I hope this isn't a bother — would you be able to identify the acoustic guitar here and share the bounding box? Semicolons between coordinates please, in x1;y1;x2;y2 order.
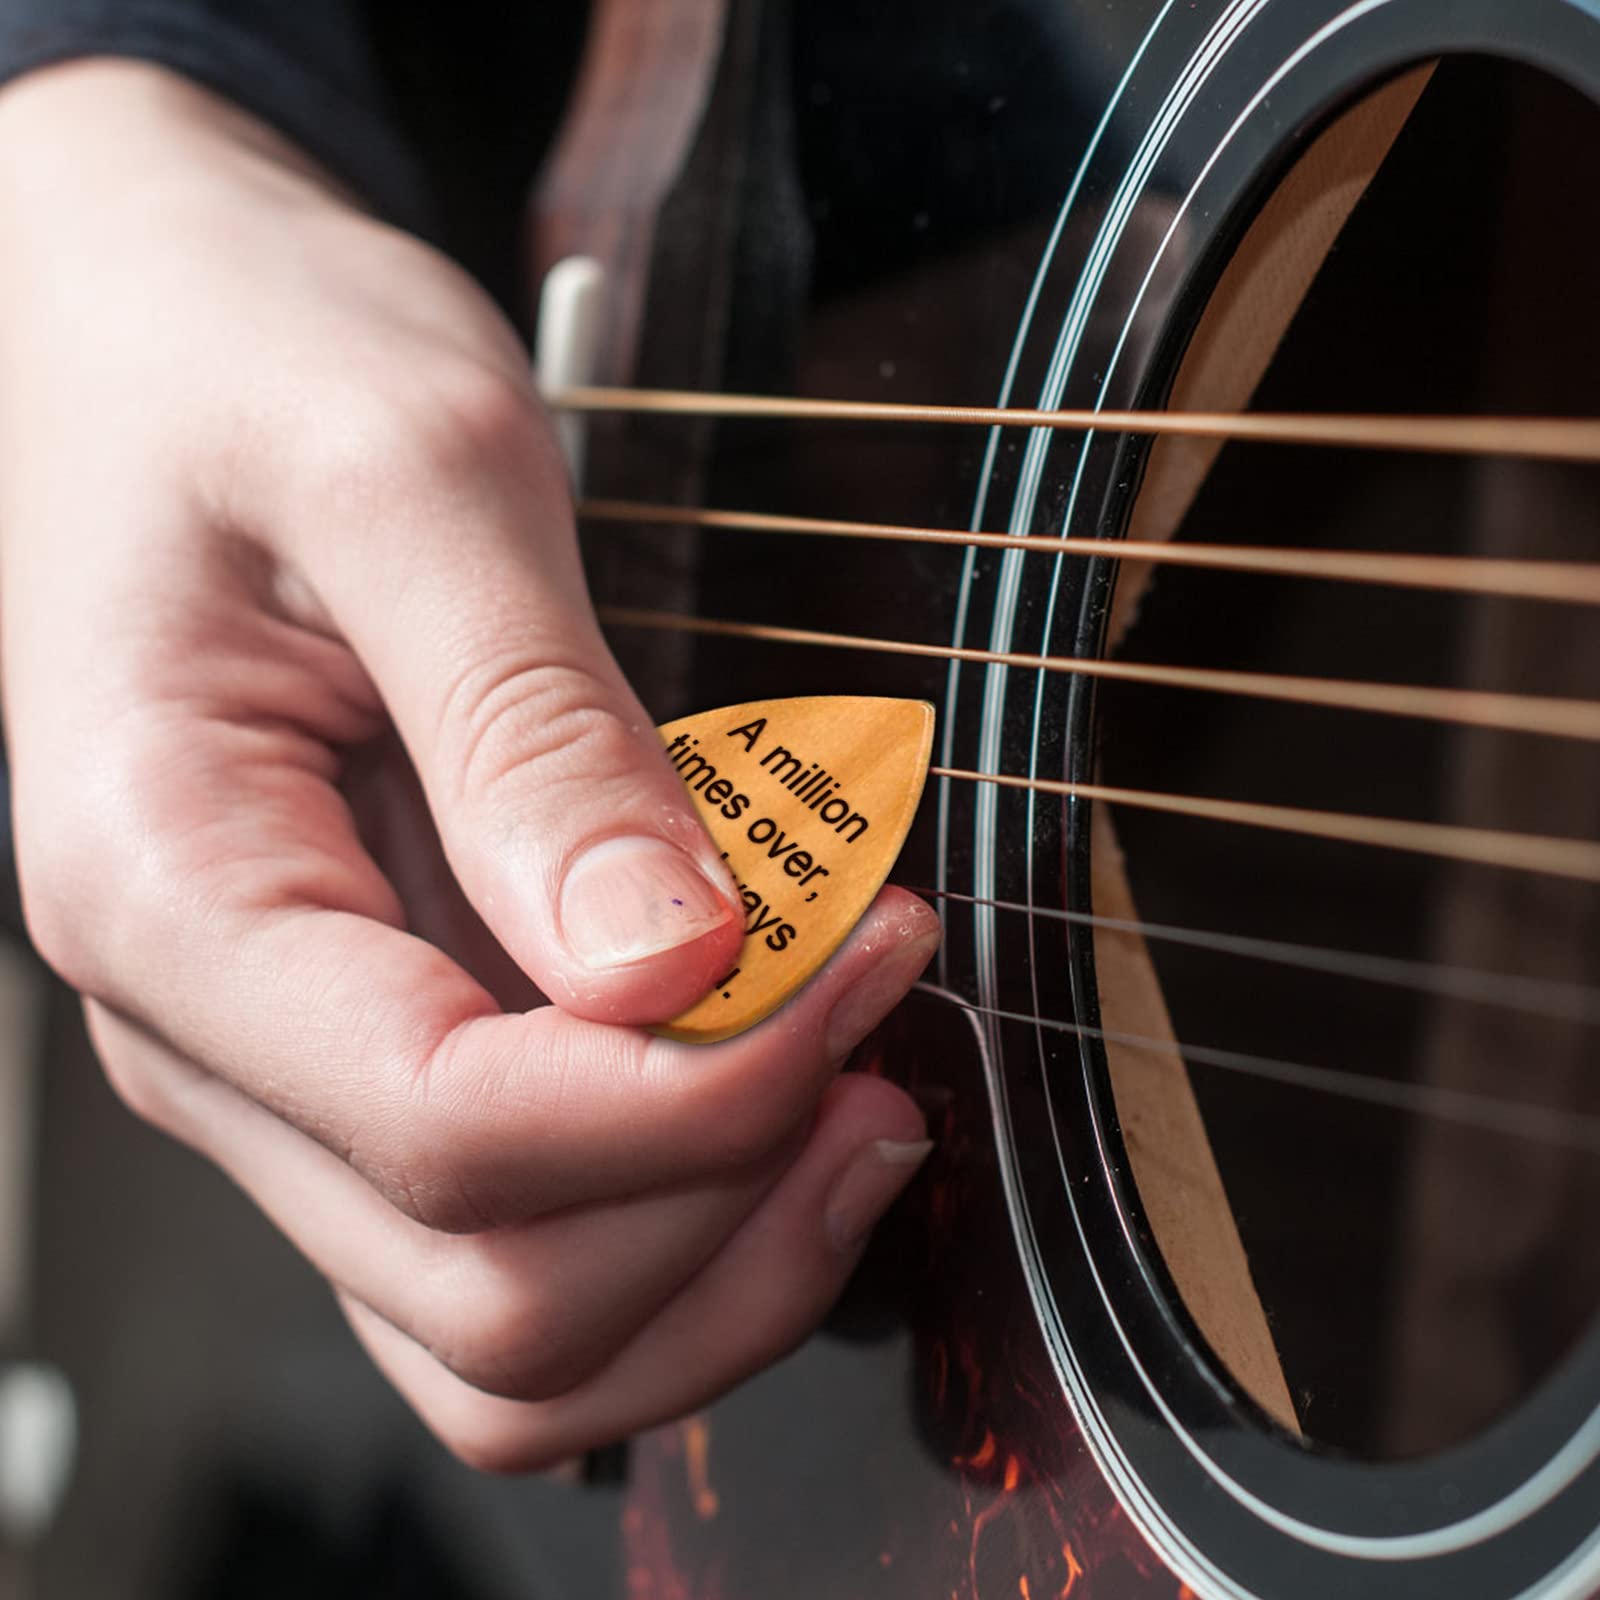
530;2;1600;1595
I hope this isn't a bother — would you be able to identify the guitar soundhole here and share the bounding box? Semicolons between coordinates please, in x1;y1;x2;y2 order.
1095;56;1600;1462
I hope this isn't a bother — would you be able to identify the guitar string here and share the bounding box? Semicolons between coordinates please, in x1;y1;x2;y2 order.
568;399;1600;1147
900;886;1600;1028
602;604;1600;878
927;764;1600;883
579;498;1600;608
599;605;1600;744
546;384;1600;463
935;998;1600;1157
629;608;1600;1129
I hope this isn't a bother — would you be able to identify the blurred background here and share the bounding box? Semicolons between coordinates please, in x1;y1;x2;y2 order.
0;913;623;1600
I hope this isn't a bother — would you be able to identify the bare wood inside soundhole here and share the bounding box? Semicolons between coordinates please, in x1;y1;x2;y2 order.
1096;65;1434;1431
1107;63;1434;650
1092;810;1299;1430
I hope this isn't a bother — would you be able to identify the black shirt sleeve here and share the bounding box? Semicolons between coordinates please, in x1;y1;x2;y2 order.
0;1;588;326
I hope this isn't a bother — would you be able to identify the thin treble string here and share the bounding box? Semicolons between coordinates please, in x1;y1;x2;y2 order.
907;886;1600;1027
580;498;1600;609
938;996;1600;1157
546;384;1600;463
598;605;1600;744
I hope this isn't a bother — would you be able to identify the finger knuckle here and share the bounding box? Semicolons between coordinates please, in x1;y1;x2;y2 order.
15;786;139;997
17;848;102;993
316;361;541;510
427;359;543;469
88;1026;181;1138
14;730;234;1001
703;1095;795;1173
343;1012;514;1233
446;656;641;816
361;1129;494;1236
426;1279;596;1404
648;1043;800;1174
435;1412;558;1477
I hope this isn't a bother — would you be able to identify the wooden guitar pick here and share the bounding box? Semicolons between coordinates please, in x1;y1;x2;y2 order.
655;696;935;1043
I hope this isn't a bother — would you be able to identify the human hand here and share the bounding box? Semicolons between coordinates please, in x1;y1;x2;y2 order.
0;61;936;1469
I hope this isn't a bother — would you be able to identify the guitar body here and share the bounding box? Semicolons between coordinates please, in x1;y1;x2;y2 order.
533;3;1600;1595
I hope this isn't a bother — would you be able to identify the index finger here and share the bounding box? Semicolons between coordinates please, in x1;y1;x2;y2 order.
197;894;937;1231
30;677;937;1231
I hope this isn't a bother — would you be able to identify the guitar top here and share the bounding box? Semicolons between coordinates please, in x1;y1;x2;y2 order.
533;2;1600;1595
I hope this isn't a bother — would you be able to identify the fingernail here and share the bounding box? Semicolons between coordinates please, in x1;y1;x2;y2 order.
559;836;736;970
823;928;941;1061
825;1138;933;1253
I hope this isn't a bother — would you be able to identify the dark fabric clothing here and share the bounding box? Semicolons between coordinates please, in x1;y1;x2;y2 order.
0;1;588;325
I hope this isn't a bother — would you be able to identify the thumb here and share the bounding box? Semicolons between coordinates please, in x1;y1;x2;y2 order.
298;370;742;1024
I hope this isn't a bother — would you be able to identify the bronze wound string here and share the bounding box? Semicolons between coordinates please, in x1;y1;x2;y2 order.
596;610;1600;881
596;606;1600;746
580;498;1600;608
547;384;1600;463
927;764;1600;884
574;384;1600;1146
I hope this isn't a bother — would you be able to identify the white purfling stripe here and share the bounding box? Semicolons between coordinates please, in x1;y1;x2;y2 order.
977;0;1266;1025
1038;0;1600;1561
949;0;1185;1019
934;2;1176;981
956;0;1600;1589
963;4;1282;1595
925;968;1600;1600
985;0;1273;1047
915;981;1253;1600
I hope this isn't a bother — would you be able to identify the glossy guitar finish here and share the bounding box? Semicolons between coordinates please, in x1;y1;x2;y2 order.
624;988;1178;1599
534;1;1600;1594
